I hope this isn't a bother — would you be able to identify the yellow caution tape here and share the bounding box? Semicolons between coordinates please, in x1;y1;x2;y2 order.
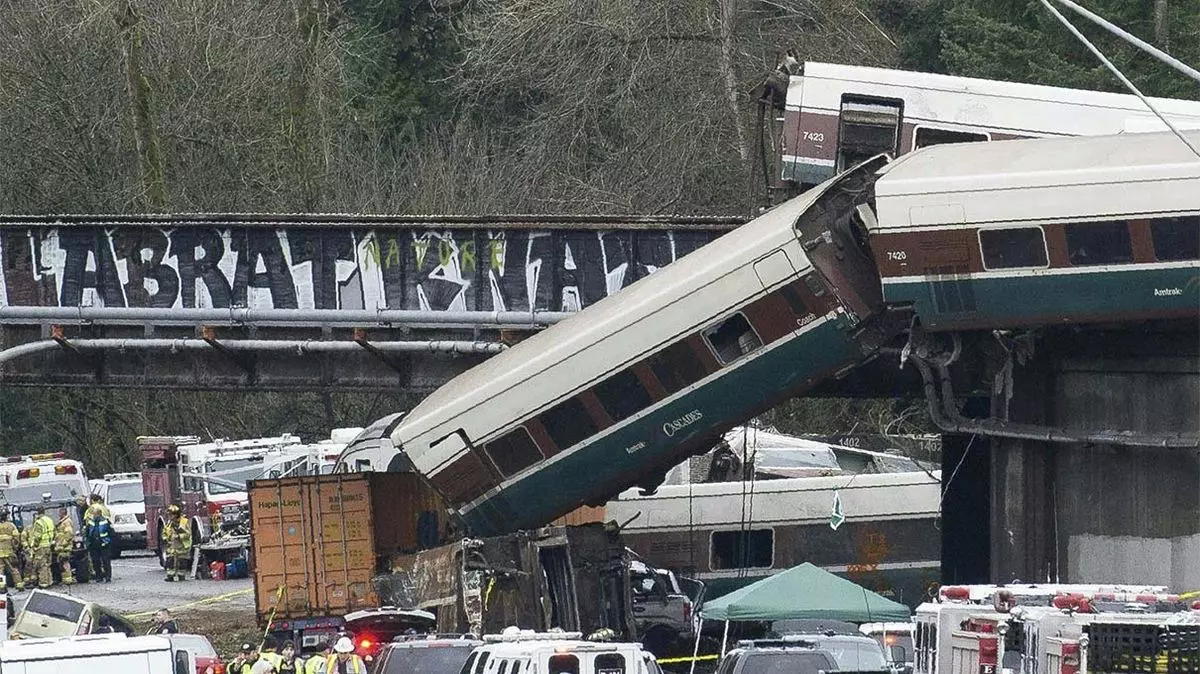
125;587;253;620
656;655;720;664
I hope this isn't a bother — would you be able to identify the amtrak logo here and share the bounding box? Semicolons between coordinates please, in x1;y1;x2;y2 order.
1154;287;1183;296
662;410;703;438
624;441;647;455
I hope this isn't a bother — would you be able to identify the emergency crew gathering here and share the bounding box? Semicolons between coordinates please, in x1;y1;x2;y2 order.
0;493;173;588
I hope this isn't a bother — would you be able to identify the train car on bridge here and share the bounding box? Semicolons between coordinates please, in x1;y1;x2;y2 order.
336;156;897;536
777;61;1200;191
865;129;1200;330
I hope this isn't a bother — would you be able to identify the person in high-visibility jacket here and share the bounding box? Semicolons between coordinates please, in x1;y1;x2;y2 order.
86;494;112;521
30;506;56;589
0;512;23;591
161;504;193;582
304;641;332;674
325;637;366;674
19;523;34;584
54;508;76;585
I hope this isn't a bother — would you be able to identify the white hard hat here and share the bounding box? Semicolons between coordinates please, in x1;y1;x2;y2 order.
334;636;355;654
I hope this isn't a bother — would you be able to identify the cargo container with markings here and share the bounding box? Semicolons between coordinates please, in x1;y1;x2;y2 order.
248;472;451;656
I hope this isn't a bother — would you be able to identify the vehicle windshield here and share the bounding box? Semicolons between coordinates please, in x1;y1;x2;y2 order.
741;652;833;674
822;641;888;671
2;481;82;506
205;458;267;495
107;482;144;505
171;634;218;657
872;635;914;665
23;592;85;623
380;646;476;674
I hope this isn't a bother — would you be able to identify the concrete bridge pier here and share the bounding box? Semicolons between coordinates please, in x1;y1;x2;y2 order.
987;327;1199;588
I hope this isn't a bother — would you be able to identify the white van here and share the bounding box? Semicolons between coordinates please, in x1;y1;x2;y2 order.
464;630;663;674
0;633;194;673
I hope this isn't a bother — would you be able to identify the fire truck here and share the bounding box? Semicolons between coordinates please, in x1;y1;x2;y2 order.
947;614;1007;674
139;434;318;566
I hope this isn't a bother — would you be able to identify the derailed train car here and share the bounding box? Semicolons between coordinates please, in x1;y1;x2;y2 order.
341;130;1200;539
337;157;897;535
863;130;1200;330
376;523;635;639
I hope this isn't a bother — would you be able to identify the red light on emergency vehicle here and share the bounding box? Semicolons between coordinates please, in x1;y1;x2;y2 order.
941;586;970;600
884;635;897;645
54;465;77;475
1092;593;1115;601
1061;643;1080;674
17;468;39;479
359;639;373;650
1135;593;1157;603
3;457;22;463
979;637;998;666
1192;600;1200;610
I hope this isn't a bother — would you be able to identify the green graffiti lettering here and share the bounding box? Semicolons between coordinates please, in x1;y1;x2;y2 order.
365;237;380;266
438;239;452;267
489;239;504;271
385;238;401;269
462;241;476;271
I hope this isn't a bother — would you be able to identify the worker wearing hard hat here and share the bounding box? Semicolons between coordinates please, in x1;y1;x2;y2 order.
162;504;193;582
53;508;76;585
30;506;55;589
324;637;366;674
0;512;24;591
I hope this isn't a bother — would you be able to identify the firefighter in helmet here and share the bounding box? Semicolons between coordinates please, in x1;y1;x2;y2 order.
0;512;23;591
54;507;76;585
30;506;56;589
162;504;193;582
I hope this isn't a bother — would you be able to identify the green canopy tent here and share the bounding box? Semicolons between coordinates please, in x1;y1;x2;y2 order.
688;563;911;673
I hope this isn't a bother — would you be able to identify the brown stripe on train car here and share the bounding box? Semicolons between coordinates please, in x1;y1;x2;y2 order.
429;452;498;505
1042;221;1070;268
631;361;667;401
524;418;560;460
740;292;798;345
1127;219;1156;263
872;229;981;278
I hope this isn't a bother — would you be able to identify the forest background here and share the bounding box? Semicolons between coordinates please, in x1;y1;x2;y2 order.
1;0;1196;471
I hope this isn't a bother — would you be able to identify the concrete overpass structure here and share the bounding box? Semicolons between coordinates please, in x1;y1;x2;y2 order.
0;213;1195;591
0;213;739;390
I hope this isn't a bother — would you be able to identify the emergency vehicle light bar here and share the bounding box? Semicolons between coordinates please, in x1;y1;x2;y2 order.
484;631;584;643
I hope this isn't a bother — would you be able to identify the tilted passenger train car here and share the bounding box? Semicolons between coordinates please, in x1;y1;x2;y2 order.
338;158;897;536
864;130;1200;330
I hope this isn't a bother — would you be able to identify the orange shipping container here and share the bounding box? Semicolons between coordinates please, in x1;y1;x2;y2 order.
249;472;449;623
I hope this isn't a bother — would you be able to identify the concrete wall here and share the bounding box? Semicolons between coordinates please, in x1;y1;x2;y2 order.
989;327;1200;587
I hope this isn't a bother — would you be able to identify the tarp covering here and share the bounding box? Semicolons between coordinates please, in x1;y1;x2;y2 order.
699;563;911;622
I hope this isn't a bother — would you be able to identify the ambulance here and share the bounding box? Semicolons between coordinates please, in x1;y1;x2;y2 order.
0;453;89;507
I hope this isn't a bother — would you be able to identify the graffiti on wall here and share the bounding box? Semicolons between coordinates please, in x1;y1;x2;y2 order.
0;226;721;312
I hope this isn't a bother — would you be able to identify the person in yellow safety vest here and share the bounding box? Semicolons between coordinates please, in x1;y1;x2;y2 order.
254;638;283;673
325;637;366;674
304;641;332;674
54;508;76;585
162;504;193;582
30;506;56;589
87;494;112;520
19;523;34;583
0;512;24;591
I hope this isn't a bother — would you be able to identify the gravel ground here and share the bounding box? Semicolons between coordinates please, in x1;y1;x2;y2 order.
11;548;257;652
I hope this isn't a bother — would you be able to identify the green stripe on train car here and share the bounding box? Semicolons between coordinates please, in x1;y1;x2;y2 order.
886;265;1199;329
462;316;866;535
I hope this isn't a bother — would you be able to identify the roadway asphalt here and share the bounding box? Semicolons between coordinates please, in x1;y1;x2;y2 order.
11;548;254;618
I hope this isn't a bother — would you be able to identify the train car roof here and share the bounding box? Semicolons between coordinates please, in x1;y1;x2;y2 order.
795;62;1200;119
607;471;941;528
872;130;1200;227
391;185;831;448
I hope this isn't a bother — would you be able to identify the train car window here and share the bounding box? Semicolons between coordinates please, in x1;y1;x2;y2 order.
710;528;773;570
979;227;1048;269
1151;216;1200;261
483;427;544;477
836;95;902;173
648;341;706;395
1065;221;1133;266
594;369;653;422
703;313;763;365
538;396;598;451
914;127;989;149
